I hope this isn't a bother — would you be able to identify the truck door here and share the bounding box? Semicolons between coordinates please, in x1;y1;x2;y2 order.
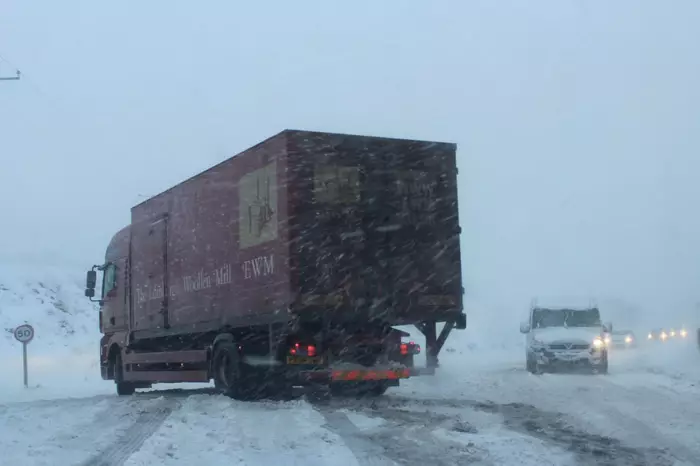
100;256;129;331
130;215;170;331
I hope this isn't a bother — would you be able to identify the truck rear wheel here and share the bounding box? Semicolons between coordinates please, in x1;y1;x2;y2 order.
213;341;258;400
114;352;135;396
367;383;389;397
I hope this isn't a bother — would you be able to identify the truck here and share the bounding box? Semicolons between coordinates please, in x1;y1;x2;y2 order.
85;129;466;399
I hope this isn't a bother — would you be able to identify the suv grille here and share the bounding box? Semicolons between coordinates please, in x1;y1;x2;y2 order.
548;343;590;350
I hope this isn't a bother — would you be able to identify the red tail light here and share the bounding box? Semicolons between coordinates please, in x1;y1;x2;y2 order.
400;342;421;355
289;342;317;357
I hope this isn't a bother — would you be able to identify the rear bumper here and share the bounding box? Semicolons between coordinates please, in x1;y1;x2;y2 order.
284;368;332;386
331;367;411;382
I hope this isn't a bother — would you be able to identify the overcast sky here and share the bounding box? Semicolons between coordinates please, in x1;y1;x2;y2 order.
0;1;698;324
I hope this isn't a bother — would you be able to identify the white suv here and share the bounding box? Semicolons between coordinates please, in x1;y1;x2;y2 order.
520;306;610;374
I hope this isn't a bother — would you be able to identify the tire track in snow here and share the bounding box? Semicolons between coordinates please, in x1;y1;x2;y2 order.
318;408;398;466
314;398;485;466
584;376;700;465
79;397;178;466
328;395;673;466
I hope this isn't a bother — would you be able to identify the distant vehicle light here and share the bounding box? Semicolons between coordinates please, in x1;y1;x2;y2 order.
660;332;668;340
680;329;688;338
647;333;653;339
625;336;633;344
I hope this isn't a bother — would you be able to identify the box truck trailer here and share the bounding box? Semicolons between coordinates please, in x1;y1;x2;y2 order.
85;129;466;399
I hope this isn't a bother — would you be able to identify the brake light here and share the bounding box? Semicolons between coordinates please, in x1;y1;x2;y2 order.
289;342;317;357
400;342;421;355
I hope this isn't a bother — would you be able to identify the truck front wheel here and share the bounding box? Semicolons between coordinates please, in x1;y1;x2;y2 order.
113;352;135;396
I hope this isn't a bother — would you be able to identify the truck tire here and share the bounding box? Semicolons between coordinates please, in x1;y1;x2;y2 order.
367;383;389;397
212;341;257;400
114;352;135;396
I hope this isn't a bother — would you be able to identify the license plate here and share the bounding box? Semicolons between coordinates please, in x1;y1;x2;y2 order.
286;356;324;365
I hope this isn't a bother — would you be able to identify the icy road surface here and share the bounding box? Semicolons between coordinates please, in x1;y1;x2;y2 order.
1;344;699;466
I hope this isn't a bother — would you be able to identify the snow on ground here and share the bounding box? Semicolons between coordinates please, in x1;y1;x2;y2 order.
0;395;172;466
396;333;700;465
1;268;699;465
124;396;361;466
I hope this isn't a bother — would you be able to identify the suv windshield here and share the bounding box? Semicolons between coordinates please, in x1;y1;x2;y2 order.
532;308;602;329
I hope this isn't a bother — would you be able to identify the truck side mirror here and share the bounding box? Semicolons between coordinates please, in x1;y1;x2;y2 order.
85;288;95;298
520;322;531;334
86;270;97;289
604;321;613;333
455;313;467;330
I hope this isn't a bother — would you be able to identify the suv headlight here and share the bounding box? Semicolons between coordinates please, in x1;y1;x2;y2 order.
592;338;605;349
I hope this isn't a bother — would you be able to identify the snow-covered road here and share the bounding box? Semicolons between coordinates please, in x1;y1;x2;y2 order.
1;343;698;466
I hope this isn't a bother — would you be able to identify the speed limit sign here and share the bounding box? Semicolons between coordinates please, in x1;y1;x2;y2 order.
14;324;34;344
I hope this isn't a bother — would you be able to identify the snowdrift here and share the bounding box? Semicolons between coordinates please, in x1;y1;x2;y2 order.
0;263;107;402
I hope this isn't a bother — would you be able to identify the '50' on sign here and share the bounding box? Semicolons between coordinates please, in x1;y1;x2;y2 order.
14;324;34;344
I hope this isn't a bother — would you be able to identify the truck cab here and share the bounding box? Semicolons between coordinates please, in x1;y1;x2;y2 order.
520;306;610;374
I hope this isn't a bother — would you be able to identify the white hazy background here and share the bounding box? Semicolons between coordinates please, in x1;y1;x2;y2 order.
1;1;698;334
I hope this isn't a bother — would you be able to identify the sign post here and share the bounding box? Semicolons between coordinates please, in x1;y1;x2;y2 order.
13;324;34;388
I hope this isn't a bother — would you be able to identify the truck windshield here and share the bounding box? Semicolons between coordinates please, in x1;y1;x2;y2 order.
533;308;602;329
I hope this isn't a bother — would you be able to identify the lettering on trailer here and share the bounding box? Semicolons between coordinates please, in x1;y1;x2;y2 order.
395;170;439;225
313;165;363;224
242;254;274;280
135;282;175;304
314;165;361;204
183;263;233;292
133;259;273;304
312;166;441;225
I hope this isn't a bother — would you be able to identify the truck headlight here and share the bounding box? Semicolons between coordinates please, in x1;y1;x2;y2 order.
592;338;605;349
625;336;633;344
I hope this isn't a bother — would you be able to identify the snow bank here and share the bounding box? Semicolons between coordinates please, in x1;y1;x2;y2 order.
0;262;104;402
